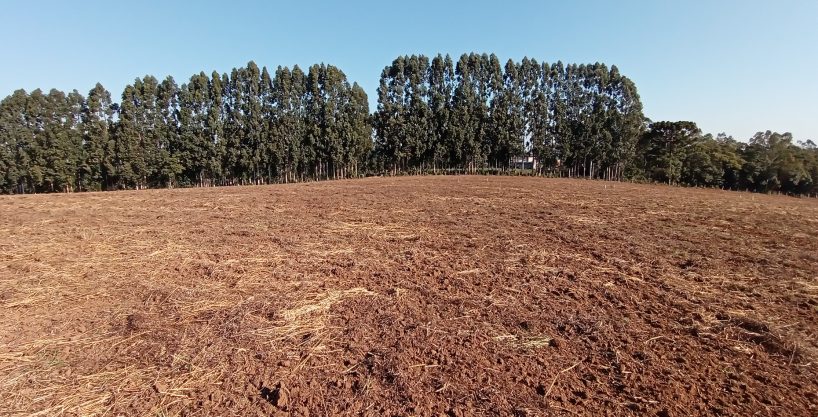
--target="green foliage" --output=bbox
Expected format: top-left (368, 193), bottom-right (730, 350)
top-left (0, 60), bottom-right (373, 192)
top-left (637, 121), bottom-right (700, 184)
top-left (635, 124), bottom-right (817, 195)
top-left (740, 131), bottom-right (811, 194)
top-left (373, 55), bottom-right (645, 178)
top-left (0, 54), bottom-right (815, 197)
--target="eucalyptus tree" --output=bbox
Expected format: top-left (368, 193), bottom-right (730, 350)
top-left (427, 54), bottom-right (455, 171)
top-left (177, 72), bottom-right (213, 186)
top-left (488, 59), bottom-right (525, 169)
top-left (271, 65), bottom-right (307, 182)
top-left (81, 83), bottom-right (115, 190)
top-left (450, 53), bottom-right (484, 171)
top-left (0, 90), bottom-right (34, 192)
top-left (403, 55), bottom-right (432, 171)
top-left (341, 82), bottom-right (372, 177)
top-left (374, 57), bottom-right (407, 174)
top-left (115, 82), bottom-right (148, 188)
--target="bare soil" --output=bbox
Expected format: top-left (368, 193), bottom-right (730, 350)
top-left (1, 176), bottom-right (817, 416)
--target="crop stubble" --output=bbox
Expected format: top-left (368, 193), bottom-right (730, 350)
top-left (1, 176), bottom-right (816, 416)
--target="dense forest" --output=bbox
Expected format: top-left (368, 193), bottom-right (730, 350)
top-left (1, 53), bottom-right (816, 195)
top-left (0, 62), bottom-right (371, 192)
top-left (374, 54), bottom-right (643, 178)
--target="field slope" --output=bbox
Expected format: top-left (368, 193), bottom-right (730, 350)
top-left (1, 176), bottom-right (817, 416)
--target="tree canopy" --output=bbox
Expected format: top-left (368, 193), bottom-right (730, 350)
top-left (1, 54), bottom-right (816, 196)
top-left (0, 61), bottom-right (370, 192)
top-left (373, 54), bottom-right (644, 179)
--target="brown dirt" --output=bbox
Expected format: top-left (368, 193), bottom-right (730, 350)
top-left (1, 176), bottom-right (817, 416)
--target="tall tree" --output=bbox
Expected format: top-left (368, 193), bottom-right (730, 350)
top-left (374, 57), bottom-right (407, 174)
top-left (488, 59), bottom-right (525, 169)
top-left (638, 121), bottom-right (701, 184)
top-left (177, 72), bottom-right (214, 186)
top-left (403, 55), bottom-right (432, 172)
top-left (0, 90), bottom-right (32, 193)
top-left (81, 83), bottom-right (115, 190)
top-left (740, 131), bottom-right (809, 193)
top-left (341, 82), bottom-right (372, 177)
top-left (153, 76), bottom-right (182, 187)
top-left (427, 54), bottom-right (454, 171)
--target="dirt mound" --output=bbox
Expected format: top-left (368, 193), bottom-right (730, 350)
top-left (1, 176), bottom-right (816, 416)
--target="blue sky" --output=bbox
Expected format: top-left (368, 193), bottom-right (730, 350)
top-left (1, 0), bottom-right (816, 141)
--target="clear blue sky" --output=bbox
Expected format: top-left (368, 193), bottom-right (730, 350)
top-left (2, 0), bottom-right (816, 141)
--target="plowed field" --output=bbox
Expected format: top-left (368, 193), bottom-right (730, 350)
top-left (1, 176), bottom-right (817, 416)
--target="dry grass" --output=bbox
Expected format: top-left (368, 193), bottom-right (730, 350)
top-left (253, 287), bottom-right (376, 343)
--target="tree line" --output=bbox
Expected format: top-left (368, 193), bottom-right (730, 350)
top-left (636, 122), bottom-right (818, 195)
top-left (374, 53), bottom-right (643, 179)
top-left (0, 61), bottom-right (370, 193)
top-left (1, 53), bottom-right (816, 195)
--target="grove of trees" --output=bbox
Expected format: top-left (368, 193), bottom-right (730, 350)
top-left (1, 54), bottom-right (816, 196)
top-left (0, 62), bottom-right (370, 193)
top-left (374, 54), bottom-right (644, 179)
top-left (636, 122), bottom-right (818, 195)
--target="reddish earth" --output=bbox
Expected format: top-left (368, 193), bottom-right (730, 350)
top-left (1, 176), bottom-right (817, 416)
